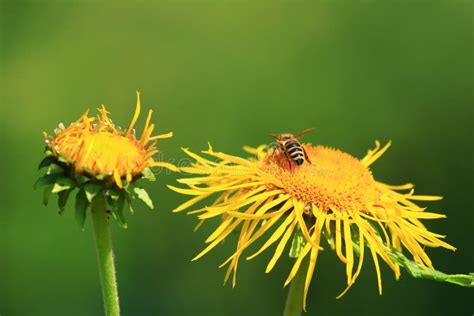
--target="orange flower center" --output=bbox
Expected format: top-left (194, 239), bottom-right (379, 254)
top-left (75, 132), bottom-right (143, 176)
top-left (262, 145), bottom-right (378, 212)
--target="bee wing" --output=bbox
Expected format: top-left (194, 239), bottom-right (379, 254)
top-left (294, 127), bottom-right (315, 138)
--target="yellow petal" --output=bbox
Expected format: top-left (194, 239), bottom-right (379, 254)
top-left (247, 212), bottom-right (295, 260)
top-left (303, 211), bottom-right (325, 310)
top-left (113, 169), bottom-right (123, 189)
top-left (172, 193), bottom-right (212, 213)
top-left (343, 213), bottom-right (354, 285)
top-left (362, 140), bottom-right (391, 167)
top-left (151, 161), bottom-right (179, 172)
top-left (266, 220), bottom-right (297, 273)
top-left (150, 131), bottom-right (173, 140)
top-left (126, 90), bottom-right (141, 135)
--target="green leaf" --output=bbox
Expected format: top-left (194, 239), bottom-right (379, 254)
top-left (348, 235), bottom-right (474, 288)
top-left (84, 183), bottom-right (102, 202)
top-left (43, 185), bottom-right (53, 206)
top-left (38, 156), bottom-right (56, 169)
top-left (132, 187), bottom-right (154, 209)
top-left (142, 167), bottom-right (156, 182)
top-left (34, 173), bottom-right (61, 189)
top-left (52, 177), bottom-right (76, 193)
top-left (108, 191), bottom-right (127, 229)
top-left (388, 248), bottom-right (474, 287)
top-left (58, 189), bottom-right (72, 214)
top-left (289, 229), bottom-right (306, 258)
top-left (74, 189), bottom-right (88, 230)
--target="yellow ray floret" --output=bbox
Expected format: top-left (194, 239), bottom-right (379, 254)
top-left (170, 141), bottom-right (455, 310)
top-left (44, 91), bottom-right (173, 188)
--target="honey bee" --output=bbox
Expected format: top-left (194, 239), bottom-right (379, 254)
top-left (271, 128), bottom-right (315, 169)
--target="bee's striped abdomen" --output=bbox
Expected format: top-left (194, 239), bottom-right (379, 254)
top-left (284, 140), bottom-right (305, 165)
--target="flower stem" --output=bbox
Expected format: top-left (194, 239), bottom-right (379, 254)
top-left (284, 257), bottom-right (309, 316)
top-left (91, 194), bottom-right (121, 316)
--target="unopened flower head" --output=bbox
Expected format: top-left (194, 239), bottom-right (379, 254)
top-left (169, 140), bottom-right (455, 309)
top-left (37, 92), bottom-right (176, 228)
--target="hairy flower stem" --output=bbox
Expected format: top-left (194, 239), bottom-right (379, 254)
top-left (91, 194), bottom-right (121, 316)
top-left (284, 256), bottom-right (309, 316)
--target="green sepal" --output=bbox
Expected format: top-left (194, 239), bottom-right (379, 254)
top-left (58, 189), bottom-right (72, 214)
top-left (46, 163), bottom-right (64, 175)
top-left (34, 173), bottom-right (61, 189)
top-left (43, 185), bottom-right (53, 206)
top-left (84, 183), bottom-right (102, 202)
top-left (289, 229), bottom-right (305, 258)
top-left (108, 190), bottom-right (127, 229)
top-left (142, 167), bottom-right (156, 182)
top-left (38, 156), bottom-right (56, 170)
top-left (52, 177), bottom-right (76, 193)
top-left (125, 194), bottom-right (135, 214)
top-left (76, 175), bottom-right (90, 185)
top-left (57, 155), bottom-right (68, 164)
top-left (120, 179), bottom-right (131, 190)
top-left (131, 186), bottom-right (154, 209)
top-left (323, 230), bottom-right (335, 250)
top-left (108, 189), bottom-right (121, 201)
top-left (74, 188), bottom-right (88, 230)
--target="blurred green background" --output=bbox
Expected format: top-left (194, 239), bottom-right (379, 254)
top-left (1, 1), bottom-right (472, 315)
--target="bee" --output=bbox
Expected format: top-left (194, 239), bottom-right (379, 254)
top-left (271, 128), bottom-right (315, 169)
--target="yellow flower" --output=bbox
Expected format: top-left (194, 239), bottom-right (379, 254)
top-left (37, 91), bottom-right (176, 228)
top-left (169, 141), bottom-right (455, 309)
top-left (43, 91), bottom-right (176, 188)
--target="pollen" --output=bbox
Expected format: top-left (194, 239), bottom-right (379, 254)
top-left (262, 145), bottom-right (377, 213)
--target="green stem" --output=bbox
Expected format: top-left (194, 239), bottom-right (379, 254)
top-left (284, 257), bottom-right (309, 316)
top-left (91, 194), bottom-right (121, 316)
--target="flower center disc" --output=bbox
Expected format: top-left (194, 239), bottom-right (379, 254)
top-left (262, 145), bottom-right (378, 212)
top-left (59, 132), bottom-right (142, 176)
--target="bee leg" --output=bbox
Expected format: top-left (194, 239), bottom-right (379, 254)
top-left (302, 146), bottom-right (312, 164)
top-left (284, 151), bottom-right (293, 171)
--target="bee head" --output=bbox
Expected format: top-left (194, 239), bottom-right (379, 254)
top-left (271, 128), bottom-right (315, 142)
top-left (271, 133), bottom-right (293, 142)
